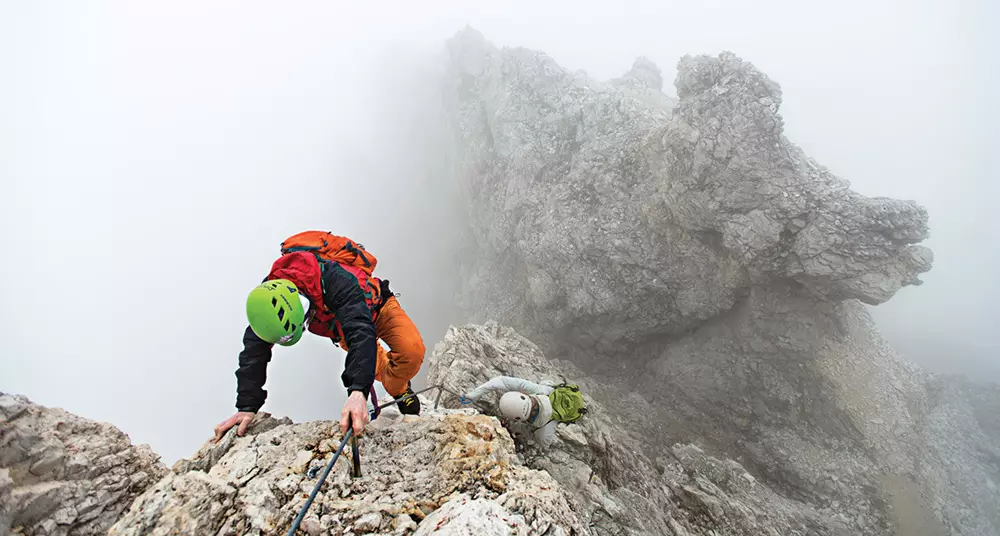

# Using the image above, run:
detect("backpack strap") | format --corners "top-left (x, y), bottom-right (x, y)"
top-left (342, 241), bottom-right (373, 269)
top-left (315, 257), bottom-right (385, 321)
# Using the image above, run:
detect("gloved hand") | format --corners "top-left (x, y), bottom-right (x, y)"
top-left (458, 395), bottom-right (473, 405)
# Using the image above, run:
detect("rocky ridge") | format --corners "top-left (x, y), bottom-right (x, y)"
top-left (443, 29), bottom-right (932, 352)
top-left (0, 393), bottom-right (168, 536)
top-left (108, 403), bottom-right (586, 536)
top-left (437, 28), bottom-right (998, 536)
top-left (429, 322), bottom-right (861, 535)
top-left (4, 321), bottom-right (880, 536)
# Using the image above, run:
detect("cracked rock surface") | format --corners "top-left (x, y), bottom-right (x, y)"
top-left (429, 322), bottom-right (860, 535)
top-left (3, 316), bottom-right (996, 536)
top-left (109, 403), bottom-right (586, 535)
top-left (0, 392), bottom-right (168, 536)
top-left (430, 322), bottom-right (1000, 536)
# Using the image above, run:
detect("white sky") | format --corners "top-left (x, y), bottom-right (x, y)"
top-left (1, 0), bottom-right (996, 464)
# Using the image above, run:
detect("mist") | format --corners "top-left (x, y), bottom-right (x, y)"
top-left (2, 0), bottom-right (996, 464)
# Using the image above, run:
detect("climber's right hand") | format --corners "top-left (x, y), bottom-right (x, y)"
top-left (340, 390), bottom-right (369, 436)
top-left (458, 395), bottom-right (473, 405)
top-left (213, 411), bottom-right (255, 442)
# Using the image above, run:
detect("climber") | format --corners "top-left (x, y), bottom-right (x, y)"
top-left (212, 231), bottom-right (426, 443)
top-left (459, 376), bottom-right (587, 448)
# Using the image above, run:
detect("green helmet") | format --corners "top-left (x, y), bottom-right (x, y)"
top-left (246, 279), bottom-right (306, 346)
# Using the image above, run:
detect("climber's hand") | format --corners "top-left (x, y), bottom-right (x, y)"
top-left (458, 395), bottom-right (473, 405)
top-left (340, 390), bottom-right (369, 435)
top-left (213, 411), bottom-right (255, 442)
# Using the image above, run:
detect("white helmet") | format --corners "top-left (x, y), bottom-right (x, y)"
top-left (499, 392), bottom-right (533, 422)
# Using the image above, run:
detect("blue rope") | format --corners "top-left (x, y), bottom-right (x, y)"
top-left (285, 427), bottom-right (353, 536)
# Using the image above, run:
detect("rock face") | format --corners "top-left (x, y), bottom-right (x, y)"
top-left (3, 325), bottom-right (996, 535)
top-left (0, 393), bottom-right (168, 536)
top-left (444, 28), bottom-right (932, 353)
top-left (631, 287), bottom-right (1000, 536)
top-left (109, 404), bottom-right (587, 535)
top-left (438, 29), bottom-right (998, 536)
top-left (429, 322), bottom-right (860, 535)
top-left (111, 321), bottom-right (887, 536)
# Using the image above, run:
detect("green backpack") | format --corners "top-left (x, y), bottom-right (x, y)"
top-left (547, 383), bottom-right (587, 423)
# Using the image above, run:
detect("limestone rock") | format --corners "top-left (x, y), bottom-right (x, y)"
top-left (428, 323), bottom-right (853, 535)
top-left (109, 403), bottom-right (586, 535)
top-left (437, 28), bottom-right (996, 536)
top-left (442, 27), bottom-right (931, 353)
top-left (426, 313), bottom-right (999, 535)
top-left (0, 468), bottom-right (13, 531)
top-left (615, 56), bottom-right (664, 92)
top-left (413, 495), bottom-right (524, 536)
top-left (0, 392), bottom-right (168, 536)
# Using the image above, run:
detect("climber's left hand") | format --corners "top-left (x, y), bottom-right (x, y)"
top-left (340, 390), bottom-right (369, 435)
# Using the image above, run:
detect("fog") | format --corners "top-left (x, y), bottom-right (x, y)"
top-left (2, 0), bottom-right (996, 464)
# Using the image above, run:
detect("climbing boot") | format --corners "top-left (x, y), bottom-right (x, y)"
top-left (397, 382), bottom-right (421, 415)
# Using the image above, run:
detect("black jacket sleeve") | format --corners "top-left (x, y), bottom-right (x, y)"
top-left (235, 325), bottom-right (273, 413)
top-left (322, 264), bottom-right (377, 398)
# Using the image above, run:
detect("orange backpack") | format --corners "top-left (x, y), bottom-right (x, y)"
top-left (280, 231), bottom-right (378, 276)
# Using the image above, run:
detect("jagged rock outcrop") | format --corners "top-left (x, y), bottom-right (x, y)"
top-left (430, 322), bottom-right (859, 535)
top-left (5, 322), bottom-right (996, 535)
top-left (444, 28), bottom-right (931, 352)
top-left (0, 393), bottom-right (168, 536)
top-left (438, 29), bottom-right (998, 536)
top-left (109, 404), bottom-right (587, 535)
